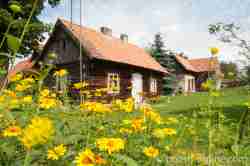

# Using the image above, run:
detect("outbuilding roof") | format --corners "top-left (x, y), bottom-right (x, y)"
top-left (175, 54), bottom-right (219, 73)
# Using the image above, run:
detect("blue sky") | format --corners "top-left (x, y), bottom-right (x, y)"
top-left (40, 0), bottom-right (250, 63)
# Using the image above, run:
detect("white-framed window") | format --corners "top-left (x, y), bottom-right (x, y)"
top-left (107, 73), bottom-right (120, 94)
top-left (150, 77), bottom-right (157, 93)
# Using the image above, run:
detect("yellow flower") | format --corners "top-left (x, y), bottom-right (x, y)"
top-left (0, 96), bottom-right (5, 102)
top-left (15, 84), bottom-right (31, 92)
top-left (131, 118), bottom-right (146, 132)
top-left (38, 89), bottom-right (57, 109)
top-left (80, 102), bottom-right (111, 113)
top-left (96, 138), bottom-right (125, 154)
top-left (2, 125), bottom-right (22, 137)
top-left (10, 73), bottom-right (23, 82)
top-left (144, 146), bottom-right (159, 158)
top-left (140, 104), bottom-right (162, 123)
top-left (40, 89), bottom-right (50, 97)
top-left (74, 148), bottom-right (96, 166)
top-left (94, 89), bottom-right (102, 97)
top-left (47, 144), bottom-right (67, 160)
top-left (39, 97), bottom-right (57, 109)
top-left (73, 82), bottom-right (89, 89)
top-left (3, 90), bottom-right (16, 98)
top-left (163, 128), bottom-right (177, 136)
top-left (20, 117), bottom-right (54, 149)
top-left (54, 69), bottom-right (68, 77)
top-left (210, 47), bottom-right (219, 56)
top-left (9, 98), bottom-right (19, 109)
top-left (152, 128), bottom-right (176, 138)
top-left (23, 96), bottom-right (33, 103)
top-left (94, 155), bottom-right (106, 165)
top-left (141, 105), bottom-right (162, 124)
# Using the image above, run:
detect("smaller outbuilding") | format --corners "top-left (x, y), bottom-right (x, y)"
top-left (174, 53), bottom-right (222, 93)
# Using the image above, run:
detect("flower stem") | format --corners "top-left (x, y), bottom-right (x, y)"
top-left (23, 151), bottom-right (31, 166)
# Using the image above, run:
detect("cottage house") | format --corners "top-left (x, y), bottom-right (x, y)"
top-left (10, 18), bottom-right (167, 103)
top-left (174, 54), bottom-right (222, 93)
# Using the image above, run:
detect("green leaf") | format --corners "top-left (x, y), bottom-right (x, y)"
top-left (0, 69), bottom-right (7, 76)
top-left (113, 154), bottom-right (139, 166)
top-left (9, 4), bottom-right (22, 13)
top-left (5, 34), bottom-right (21, 52)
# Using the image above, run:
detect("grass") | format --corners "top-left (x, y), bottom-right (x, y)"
top-left (151, 87), bottom-right (250, 158)
top-left (153, 87), bottom-right (249, 122)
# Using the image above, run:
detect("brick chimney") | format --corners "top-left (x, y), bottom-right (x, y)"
top-left (120, 34), bottom-right (128, 43)
top-left (100, 27), bottom-right (112, 36)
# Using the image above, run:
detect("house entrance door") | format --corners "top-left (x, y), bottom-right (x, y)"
top-left (131, 73), bottom-right (143, 104)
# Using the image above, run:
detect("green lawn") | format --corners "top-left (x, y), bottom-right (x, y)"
top-left (153, 87), bottom-right (249, 122)
top-left (150, 87), bottom-right (250, 159)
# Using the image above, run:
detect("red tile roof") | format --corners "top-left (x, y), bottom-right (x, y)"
top-left (59, 19), bottom-right (168, 74)
top-left (175, 54), bottom-right (219, 73)
top-left (189, 58), bottom-right (219, 72)
top-left (8, 58), bottom-right (34, 79)
top-left (175, 54), bottom-right (198, 72)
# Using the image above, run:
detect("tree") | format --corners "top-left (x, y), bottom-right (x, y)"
top-left (220, 61), bottom-right (238, 79)
top-left (209, 23), bottom-right (250, 63)
top-left (149, 33), bottom-right (178, 94)
top-left (209, 23), bottom-right (250, 84)
top-left (0, 0), bottom-right (60, 58)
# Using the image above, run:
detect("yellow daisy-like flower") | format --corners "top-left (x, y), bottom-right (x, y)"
top-left (54, 69), bottom-right (68, 77)
top-left (131, 118), bottom-right (146, 132)
top-left (2, 125), bottom-right (22, 137)
top-left (140, 104), bottom-right (162, 124)
top-left (20, 117), bottom-right (54, 149)
top-left (38, 89), bottom-right (57, 109)
top-left (23, 96), bottom-right (33, 104)
top-left (80, 102), bottom-right (112, 113)
top-left (40, 89), bottom-right (50, 97)
top-left (96, 138), bottom-right (125, 154)
top-left (39, 97), bottom-right (57, 109)
top-left (47, 144), bottom-right (67, 160)
top-left (210, 47), bottom-right (219, 56)
top-left (144, 146), bottom-right (159, 158)
top-left (74, 148), bottom-right (96, 166)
